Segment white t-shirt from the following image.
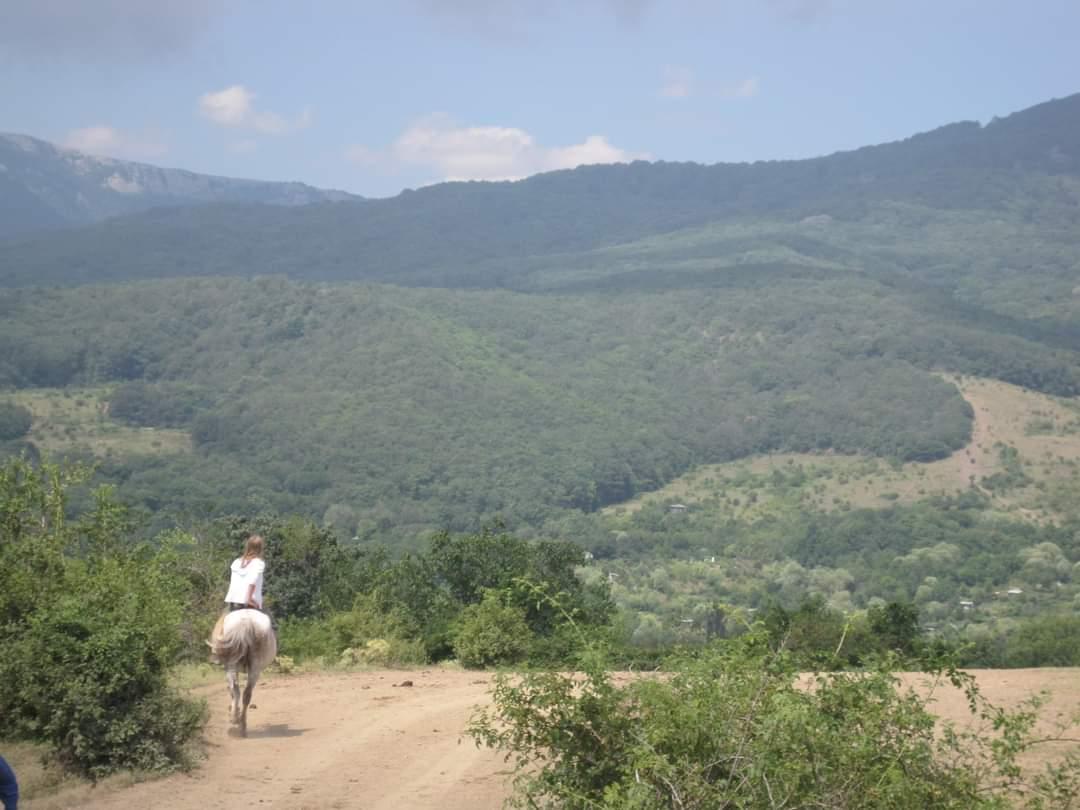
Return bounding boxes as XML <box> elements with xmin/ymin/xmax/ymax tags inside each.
<box><xmin>225</xmin><ymin>557</ymin><xmax>265</xmax><ymax>607</ymax></box>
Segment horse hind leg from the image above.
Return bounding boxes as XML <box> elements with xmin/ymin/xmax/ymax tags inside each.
<box><xmin>226</xmin><ymin>668</ymin><xmax>242</xmax><ymax>729</ymax></box>
<box><xmin>239</xmin><ymin>668</ymin><xmax>260</xmax><ymax>738</ymax></box>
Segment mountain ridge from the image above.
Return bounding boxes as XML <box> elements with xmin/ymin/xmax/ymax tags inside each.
<box><xmin>0</xmin><ymin>132</ymin><xmax>357</xmax><ymax>240</ymax></box>
<box><xmin>1</xmin><ymin>92</ymin><xmax>1077</xmax><ymax>288</ymax></box>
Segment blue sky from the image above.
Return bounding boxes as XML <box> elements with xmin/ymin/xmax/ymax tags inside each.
<box><xmin>1</xmin><ymin>0</ymin><xmax>1078</xmax><ymax>197</ymax></box>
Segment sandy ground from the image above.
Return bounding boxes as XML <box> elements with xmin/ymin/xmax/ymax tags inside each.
<box><xmin>26</xmin><ymin>667</ymin><xmax>1080</xmax><ymax>810</ymax></box>
<box><xmin>31</xmin><ymin>669</ymin><xmax>510</xmax><ymax>810</ymax></box>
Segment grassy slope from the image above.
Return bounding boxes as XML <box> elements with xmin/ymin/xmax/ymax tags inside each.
<box><xmin>11</xmin><ymin>387</ymin><xmax>190</xmax><ymax>457</ymax></box>
<box><xmin>603</xmin><ymin>375</ymin><xmax>1080</xmax><ymax>524</ymax></box>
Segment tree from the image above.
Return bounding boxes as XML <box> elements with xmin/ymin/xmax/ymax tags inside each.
<box><xmin>868</xmin><ymin>601</ymin><xmax>922</xmax><ymax>656</ymax></box>
<box><xmin>0</xmin><ymin>401</ymin><xmax>32</xmax><ymax>440</ymax></box>
<box><xmin>428</xmin><ymin>525</ymin><xmax>533</xmax><ymax>606</ymax></box>
<box><xmin>453</xmin><ymin>590</ymin><xmax>532</xmax><ymax>668</ymax></box>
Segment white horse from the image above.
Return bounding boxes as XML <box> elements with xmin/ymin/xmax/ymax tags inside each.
<box><xmin>208</xmin><ymin>609</ymin><xmax>277</xmax><ymax>737</ymax></box>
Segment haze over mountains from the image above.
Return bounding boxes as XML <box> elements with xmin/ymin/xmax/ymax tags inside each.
<box><xmin>1</xmin><ymin>92</ymin><xmax>1078</xmax><ymax>288</ymax></box>
<box><xmin>0</xmin><ymin>132</ymin><xmax>355</xmax><ymax>241</ymax></box>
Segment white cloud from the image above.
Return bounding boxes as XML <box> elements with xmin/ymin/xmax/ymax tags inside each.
<box><xmin>546</xmin><ymin>135</ymin><xmax>639</xmax><ymax>169</ymax></box>
<box><xmin>660</xmin><ymin>65</ymin><xmax>694</xmax><ymax>99</ymax></box>
<box><xmin>724</xmin><ymin>76</ymin><xmax>760</xmax><ymax>98</ymax></box>
<box><xmin>347</xmin><ymin>115</ymin><xmax>648</xmax><ymax>183</ymax></box>
<box><xmin>660</xmin><ymin>69</ymin><xmax>759</xmax><ymax>102</ymax></box>
<box><xmin>198</xmin><ymin>85</ymin><xmax>311</xmax><ymax>135</ymax></box>
<box><xmin>199</xmin><ymin>85</ymin><xmax>251</xmax><ymax>127</ymax></box>
<box><xmin>62</xmin><ymin>125</ymin><xmax>168</xmax><ymax>161</ymax></box>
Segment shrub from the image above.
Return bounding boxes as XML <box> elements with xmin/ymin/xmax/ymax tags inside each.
<box><xmin>277</xmin><ymin>593</ymin><xmax>427</xmax><ymax>666</ymax></box>
<box><xmin>0</xmin><ymin>401</ymin><xmax>32</xmax><ymax>440</ymax></box>
<box><xmin>470</xmin><ymin>632</ymin><xmax>1080</xmax><ymax>809</ymax></box>
<box><xmin>272</xmin><ymin>654</ymin><xmax>297</xmax><ymax>674</ymax></box>
<box><xmin>0</xmin><ymin>557</ymin><xmax>208</xmax><ymax>778</ymax></box>
<box><xmin>108</xmin><ymin>382</ymin><xmax>204</xmax><ymax>428</ymax></box>
<box><xmin>453</xmin><ymin>590</ymin><xmax>532</xmax><ymax>669</ymax></box>
<box><xmin>338</xmin><ymin>638</ymin><xmax>426</xmax><ymax>668</ymax></box>
<box><xmin>0</xmin><ymin>458</ymin><xmax>207</xmax><ymax>778</ymax></box>
<box><xmin>964</xmin><ymin>614</ymin><xmax>1080</xmax><ymax>668</ymax></box>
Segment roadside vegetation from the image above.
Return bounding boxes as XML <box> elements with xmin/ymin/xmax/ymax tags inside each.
<box><xmin>471</xmin><ymin>631</ymin><xmax>1080</xmax><ymax>809</ymax></box>
<box><xmin>0</xmin><ymin>454</ymin><xmax>1077</xmax><ymax>810</ymax></box>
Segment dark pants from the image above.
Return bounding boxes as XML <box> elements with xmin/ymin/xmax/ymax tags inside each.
<box><xmin>227</xmin><ymin>602</ymin><xmax>249</xmax><ymax>612</ymax></box>
<box><xmin>0</xmin><ymin>755</ymin><xmax>17</xmax><ymax>810</ymax></box>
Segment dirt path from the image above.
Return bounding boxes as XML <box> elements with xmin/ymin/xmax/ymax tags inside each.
<box><xmin>35</xmin><ymin>669</ymin><xmax>510</xmax><ymax>810</ymax></box>
<box><xmin>29</xmin><ymin>667</ymin><xmax>1080</xmax><ymax>809</ymax></box>
<box><xmin>951</xmin><ymin>380</ymin><xmax>999</xmax><ymax>489</ymax></box>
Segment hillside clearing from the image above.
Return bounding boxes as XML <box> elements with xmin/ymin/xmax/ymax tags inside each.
<box><xmin>604</xmin><ymin>376</ymin><xmax>1080</xmax><ymax>523</ymax></box>
<box><xmin>11</xmin><ymin>387</ymin><xmax>190</xmax><ymax>457</ymax></box>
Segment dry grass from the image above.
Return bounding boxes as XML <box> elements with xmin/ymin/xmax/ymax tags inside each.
<box><xmin>604</xmin><ymin>376</ymin><xmax>1080</xmax><ymax>523</ymax></box>
<box><xmin>1</xmin><ymin>741</ymin><xmax>87</xmax><ymax>802</ymax></box>
<box><xmin>11</xmin><ymin>387</ymin><xmax>190</xmax><ymax>457</ymax></box>
<box><xmin>899</xmin><ymin>667</ymin><xmax>1080</xmax><ymax>776</ymax></box>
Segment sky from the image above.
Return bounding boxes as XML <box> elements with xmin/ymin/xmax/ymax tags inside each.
<box><xmin>1</xmin><ymin>0</ymin><xmax>1078</xmax><ymax>197</ymax></box>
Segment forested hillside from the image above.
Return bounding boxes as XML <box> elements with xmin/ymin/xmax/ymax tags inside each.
<box><xmin>3</xmin><ymin>93</ymin><xmax>1080</xmax><ymax>655</ymax></box>
<box><xmin>3</xmin><ymin>256</ymin><xmax>1076</xmax><ymax>540</ymax></box>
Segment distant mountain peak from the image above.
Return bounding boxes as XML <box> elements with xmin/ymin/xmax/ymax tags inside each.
<box><xmin>0</xmin><ymin>131</ymin><xmax>357</xmax><ymax>241</ymax></box>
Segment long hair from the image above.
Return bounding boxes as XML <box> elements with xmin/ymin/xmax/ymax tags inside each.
<box><xmin>209</xmin><ymin>610</ymin><xmax>276</xmax><ymax>671</ymax></box>
<box><xmin>242</xmin><ymin>534</ymin><xmax>265</xmax><ymax>562</ymax></box>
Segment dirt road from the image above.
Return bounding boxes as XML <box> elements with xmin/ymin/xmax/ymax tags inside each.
<box><xmin>37</xmin><ymin>669</ymin><xmax>510</xmax><ymax>810</ymax></box>
<box><xmin>30</xmin><ymin>667</ymin><xmax>1080</xmax><ymax>809</ymax></box>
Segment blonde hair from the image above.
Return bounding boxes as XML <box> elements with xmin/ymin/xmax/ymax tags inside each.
<box><xmin>242</xmin><ymin>534</ymin><xmax>265</xmax><ymax>561</ymax></box>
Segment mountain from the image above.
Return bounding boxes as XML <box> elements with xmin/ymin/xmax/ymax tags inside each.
<box><xmin>4</xmin><ymin>93</ymin><xmax>1080</xmax><ymax>642</ymax></box>
<box><xmin>0</xmin><ymin>93</ymin><xmax>1078</xmax><ymax>288</ymax></box>
<box><xmin>0</xmin><ymin>132</ymin><xmax>356</xmax><ymax>240</ymax></box>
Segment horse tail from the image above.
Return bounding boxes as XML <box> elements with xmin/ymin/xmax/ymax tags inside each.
<box><xmin>208</xmin><ymin>610</ymin><xmax>276</xmax><ymax>671</ymax></box>
<box><xmin>208</xmin><ymin>611</ymin><xmax>258</xmax><ymax>669</ymax></box>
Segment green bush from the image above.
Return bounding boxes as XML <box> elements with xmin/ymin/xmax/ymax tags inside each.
<box><xmin>0</xmin><ymin>458</ymin><xmax>207</xmax><ymax>778</ymax></box>
<box><xmin>0</xmin><ymin>401</ymin><xmax>32</xmax><ymax>440</ymax></box>
<box><xmin>0</xmin><ymin>564</ymin><xmax>208</xmax><ymax>778</ymax></box>
<box><xmin>470</xmin><ymin>632</ymin><xmax>1080</xmax><ymax>809</ymax></box>
<box><xmin>453</xmin><ymin>590</ymin><xmax>533</xmax><ymax>669</ymax></box>
<box><xmin>338</xmin><ymin>637</ymin><xmax>427</xmax><ymax>668</ymax></box>
<box><xmin>275</xmin><ymin>615</ymin><xmax>340</xmax><ymax>661</ymax></box>
<box><xmin>277</xmin><ymin>592</ymin><xmax>427</xmax><ymax>666</ymax></box>
<box><xmin>108</xmin><ymin>382</ymin><xmax>205</xmax><ymax>428</ymax></box>
<box><xmin>964</xmin><ymin>614</ymin><xmax>1080</xmax><ymax>668</ymax></box>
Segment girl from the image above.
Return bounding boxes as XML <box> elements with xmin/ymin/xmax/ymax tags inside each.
<box><xmin>225</xmin><ymin>534</ymin><xmax>266</xmax><ymax>611</ymax></box>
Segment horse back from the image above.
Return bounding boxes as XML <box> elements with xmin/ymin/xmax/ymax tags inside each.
<box><xmin>210</xmin><ymin>609</ymin><xmax>276</xmax><ymax>670</ymax></box>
